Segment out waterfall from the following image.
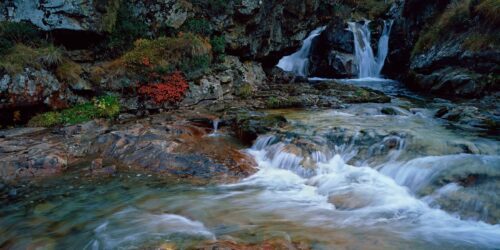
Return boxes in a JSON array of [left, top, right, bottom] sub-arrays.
[[348, 20, 393, 78], [277, 26, 326, 77]]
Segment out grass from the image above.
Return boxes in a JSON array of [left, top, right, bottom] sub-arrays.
[[237, 83, 253, 99], [27, 95, 121, 127], [413, 0, 500, 55], [56, 59, 83, 84], [0, 44, 42, 74]]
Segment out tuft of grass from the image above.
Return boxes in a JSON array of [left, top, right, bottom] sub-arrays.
[[463, 32, 500, 51], [38, 45, 64, 67], [237, 83, 253, 99], [56, 59, 83, 84]]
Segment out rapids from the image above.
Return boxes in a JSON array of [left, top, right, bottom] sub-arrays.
[[1, 79, 499, 249]]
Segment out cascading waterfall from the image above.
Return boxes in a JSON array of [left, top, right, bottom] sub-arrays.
[[277, 26, 326, 77], [348, 20, 393, 78]]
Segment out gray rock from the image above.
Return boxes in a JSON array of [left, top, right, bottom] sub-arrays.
[[0, 0, 120, 32]]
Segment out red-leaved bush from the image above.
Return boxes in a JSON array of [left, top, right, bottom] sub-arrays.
[[138, 71, 189, 104]]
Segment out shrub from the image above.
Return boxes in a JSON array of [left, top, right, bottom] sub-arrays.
[[138, 71, 189, 104], [122, 33, 212, 76], [182, 18, 212, 36], [210, 35, 226, 61]]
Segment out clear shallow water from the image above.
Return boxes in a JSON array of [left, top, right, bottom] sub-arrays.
[[1, 81, 499, 249]]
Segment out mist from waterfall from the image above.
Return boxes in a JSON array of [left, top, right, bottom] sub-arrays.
[[277, 26, 326, 77], [348, 20, 394, 78]]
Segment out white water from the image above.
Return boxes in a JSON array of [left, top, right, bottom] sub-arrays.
[[277, 26, 326, 77], [228, 136, 500, 248], [348, 20, 393, 78]]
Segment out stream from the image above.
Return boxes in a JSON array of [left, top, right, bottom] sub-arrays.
[[1, 79, 499, 249]]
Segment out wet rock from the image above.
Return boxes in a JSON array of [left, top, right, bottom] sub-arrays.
[[197, 238, 310, 250], [229, 111, 287, 144], [309, 17, 355, 78], [131, 0, 192, 30]]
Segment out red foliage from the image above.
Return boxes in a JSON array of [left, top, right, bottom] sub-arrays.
[[138, 71, 189, 104]]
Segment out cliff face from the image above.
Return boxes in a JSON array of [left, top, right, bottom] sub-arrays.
[[0, 0, 498, 127]]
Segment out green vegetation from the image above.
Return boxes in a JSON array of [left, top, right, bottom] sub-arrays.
[[182, 18, 212, 36], [413, 0, 500, 54], [210, 35, 226, 61], [342, 0, 395, 19], [122, 33, 212, 78], [56, 59, 83, 84], [28, 95, 121, 127], [0, 44, 42, 74], [191, 0, 230, 15], [0, 21, 41, 53], [237, 83, 253, 99], [98, 0, 122, 33], [104, 2, 148, 56]]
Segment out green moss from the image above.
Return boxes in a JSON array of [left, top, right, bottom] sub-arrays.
[[27, 112, 62, 127], [27, 95, 121, 127]]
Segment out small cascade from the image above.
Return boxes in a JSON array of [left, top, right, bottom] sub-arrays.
[[277, 26, 326, 77], [208, 119, 220, 137], [348, 20, 393, 78]]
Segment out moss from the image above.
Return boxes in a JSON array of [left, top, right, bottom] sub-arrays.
[[210, 35, 226, 62], [56, 59, 83, 84], [27, 112, 62, 127], [27, 95, 121, 127]]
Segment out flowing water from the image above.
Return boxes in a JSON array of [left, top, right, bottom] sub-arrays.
[[277, 26, 326, 77], [1, 79, 499, 249], [348, 20, 394, 78]]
